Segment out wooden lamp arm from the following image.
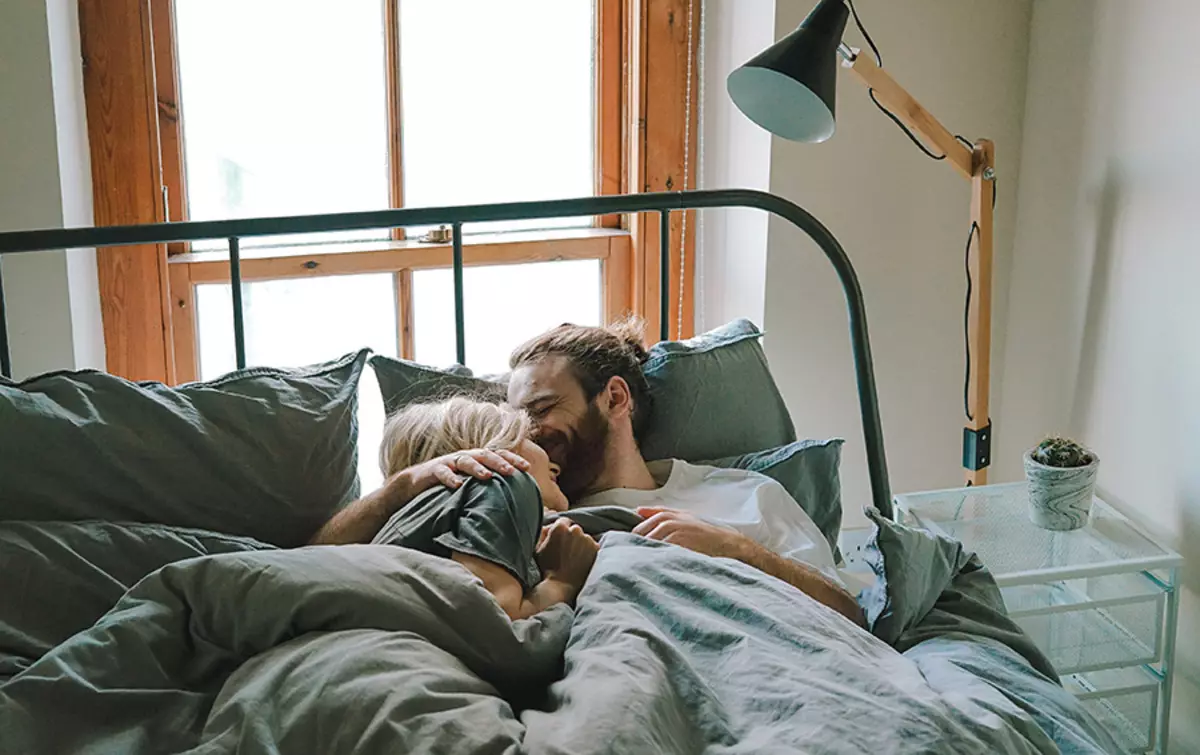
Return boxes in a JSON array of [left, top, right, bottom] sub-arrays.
[[840, 46, 997, 485], [841, 52, 975, 179]]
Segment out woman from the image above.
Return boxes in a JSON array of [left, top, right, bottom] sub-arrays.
[[370, 396, 598, 620]]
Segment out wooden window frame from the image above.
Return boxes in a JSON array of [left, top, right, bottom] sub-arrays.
[[81, 0, 699, 384]]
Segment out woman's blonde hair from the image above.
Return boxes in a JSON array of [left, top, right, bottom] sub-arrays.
[[379, 396, 532, 478]]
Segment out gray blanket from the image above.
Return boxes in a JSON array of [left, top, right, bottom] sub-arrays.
[[0, 534, 1115, 754]]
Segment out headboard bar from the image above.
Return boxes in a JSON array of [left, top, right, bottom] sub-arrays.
[[0, 189, 893, 518]]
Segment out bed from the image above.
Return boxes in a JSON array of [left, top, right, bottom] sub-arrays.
[[0, 190, 1121, 753]]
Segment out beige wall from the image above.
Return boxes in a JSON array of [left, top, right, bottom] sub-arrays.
[[999, 1, 1200, 749], [760, 0, 1033, 524], [0, 0, 103, 379], [696, 0, 775, 332]]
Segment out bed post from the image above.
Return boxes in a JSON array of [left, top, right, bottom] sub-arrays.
[[658, 210, 671, 342], [0, 259, 10, 379], [451, 222, 466, 366], [228, 237, 246, 371]]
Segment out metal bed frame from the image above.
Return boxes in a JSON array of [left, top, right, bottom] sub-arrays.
[[0, 189, 894, 519]]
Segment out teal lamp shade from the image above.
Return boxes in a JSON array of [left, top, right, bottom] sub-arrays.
[[726, 0, 849, 143]]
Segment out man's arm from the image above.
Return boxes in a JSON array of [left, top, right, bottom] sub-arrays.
[[730, 540, 865, 627], [308, 448, 529, 545], [633, 507, 865, 627]]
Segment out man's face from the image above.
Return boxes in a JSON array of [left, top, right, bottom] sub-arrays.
[[508, 356, 610, 499]]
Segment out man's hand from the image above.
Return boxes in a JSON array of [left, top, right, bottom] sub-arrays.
[[536, 519, 599, 591], [634, 506, 865, 628], [633, 507, 751, 560], [406, 448, 530, 494]]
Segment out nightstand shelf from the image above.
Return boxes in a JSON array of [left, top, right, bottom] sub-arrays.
[[894, 482, 1182, 754]]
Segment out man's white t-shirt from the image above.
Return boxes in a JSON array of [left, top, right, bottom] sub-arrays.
[[578, 459, 841, 584]]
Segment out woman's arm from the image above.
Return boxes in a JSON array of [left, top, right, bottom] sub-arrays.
[[451, 552, 577, 620], [308, 449, 528, 545], [450, 519, 599, 620]]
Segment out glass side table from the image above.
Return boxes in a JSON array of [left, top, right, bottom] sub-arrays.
[[894, 482, 1182, 754]]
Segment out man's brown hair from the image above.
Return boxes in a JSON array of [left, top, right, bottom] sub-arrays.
[[509, 317, 654, 439]]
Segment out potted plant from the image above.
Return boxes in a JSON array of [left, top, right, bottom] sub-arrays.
[[1023, 436, 1099, 530]]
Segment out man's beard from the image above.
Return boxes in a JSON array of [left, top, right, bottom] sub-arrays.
[[541, 402, 610, 501]]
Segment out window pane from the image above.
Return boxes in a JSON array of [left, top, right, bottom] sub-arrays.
[[196, 274, 398, 380], [400, 0, 595, 234], [413, 260, 601, 375], [176, 0, 390, 247]]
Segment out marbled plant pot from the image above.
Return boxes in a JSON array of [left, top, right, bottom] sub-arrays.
[[1023, 450, 1099, 530]]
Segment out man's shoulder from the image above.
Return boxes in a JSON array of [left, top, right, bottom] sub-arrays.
[[663, 459, 771, 486]]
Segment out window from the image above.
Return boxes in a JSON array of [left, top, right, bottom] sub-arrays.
[[174, 0, 390, 246], [399, 0, 595, 233], [78, 0, 699, 384], [169, 0, 617, 379]]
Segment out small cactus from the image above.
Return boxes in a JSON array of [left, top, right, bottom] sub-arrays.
[[1031, 436, 1094, 468]]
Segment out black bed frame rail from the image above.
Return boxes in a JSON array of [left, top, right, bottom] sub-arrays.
[[0, 189, 893, 518]]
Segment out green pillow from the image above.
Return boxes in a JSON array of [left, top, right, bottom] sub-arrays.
[[369, 319, 795, 463], [0, 350, 368, 547], [369, 357, 505, 416], [702, 439, 844, 560], [639, 319, 795, 461]]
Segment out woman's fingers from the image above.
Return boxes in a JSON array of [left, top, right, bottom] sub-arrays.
[[432, 464, 465, 489], [495, 449, 531, 471], [454, 454, 494, 480], [469, 449, 517, 475]]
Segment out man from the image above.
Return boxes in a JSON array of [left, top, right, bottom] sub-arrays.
[[506, 320, 863, 627], [311, 320, 862, 626]]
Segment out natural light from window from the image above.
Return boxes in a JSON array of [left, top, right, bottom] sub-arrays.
[[400, 0, 595, 233], [175, 0, 390, 247], [412, 259, 602, 375]]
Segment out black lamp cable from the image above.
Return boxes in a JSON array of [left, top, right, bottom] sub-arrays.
[[847, 0, 996, 428]]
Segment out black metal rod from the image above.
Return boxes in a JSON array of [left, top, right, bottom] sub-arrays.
[[228, 237, 246, 370], [0, 190, 893, 518], [451, 222, 465, 366], [1, 191, 824, 254], [0, 259, 10, 379], [659, 210, 670, 342]]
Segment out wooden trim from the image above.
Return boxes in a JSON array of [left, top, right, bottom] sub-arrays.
[[596, 0, 623, 228], [80, 0, 175, 383], [396, 268, 414, 359], [384, 0, 405, 240], [603, 235, 633, 323], [150, 0, 186, 255], [178, 233, 621, 283], [965, 139, 995, 486], [168, 261, 197, 383], [623, 0, 648, 328], [84, 0, 695, 377], [635, 0, 699, 341], [845, 53, 974, 180]]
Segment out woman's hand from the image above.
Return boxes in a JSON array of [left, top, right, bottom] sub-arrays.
[[536, 519, 599, 591], [400, 448, 530, 496]]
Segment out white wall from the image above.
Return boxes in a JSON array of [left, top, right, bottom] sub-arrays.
[[696, 0, 775, 332], [999, 1, 1200, 748], [0, 0, 103, 379], [760, 0, 1032, 524]]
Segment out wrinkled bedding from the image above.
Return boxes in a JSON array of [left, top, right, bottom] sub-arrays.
[[0, 523, 1119, 754]]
